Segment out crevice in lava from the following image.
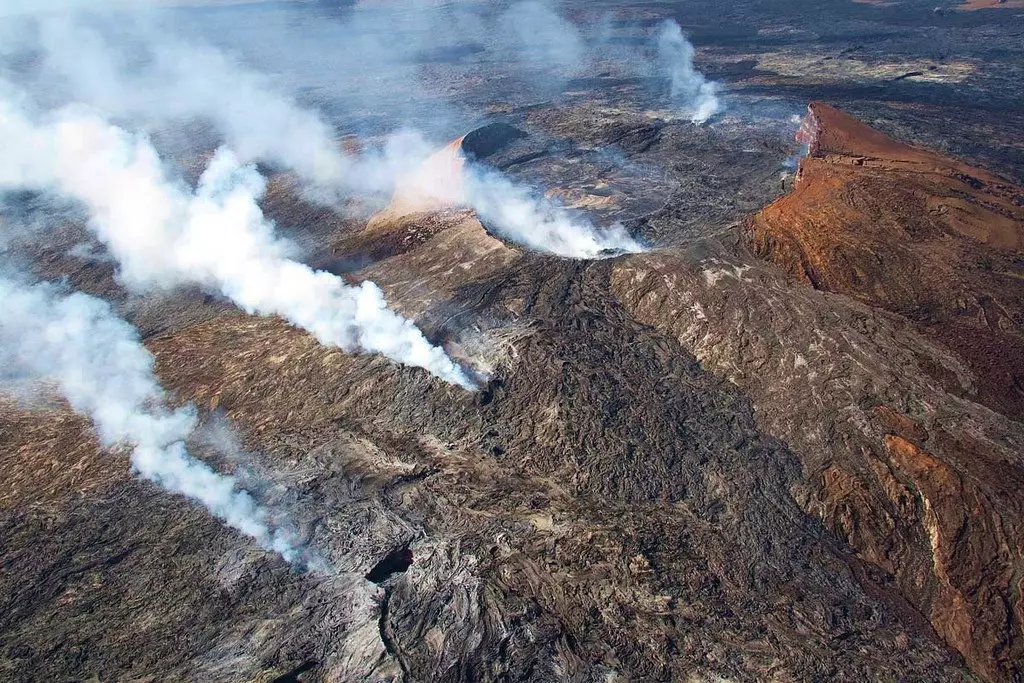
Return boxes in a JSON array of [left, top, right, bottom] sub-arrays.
[[378, 589, 411, 679], [270, 660, 318, 683]]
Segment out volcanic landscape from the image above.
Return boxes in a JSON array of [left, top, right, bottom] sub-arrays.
[[1, 0, 1023, 681]]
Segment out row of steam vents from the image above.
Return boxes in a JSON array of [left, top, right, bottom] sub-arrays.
[[0, 2, 739, 569]]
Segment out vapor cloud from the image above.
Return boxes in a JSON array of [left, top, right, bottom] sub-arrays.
[[0, 1, 653, 386], [492, 5, 722, 123], [0, 276, 303, 563], [464, 168, 644, 258], [31, 16, 400, 201], [657, 20, 721, 124], [12, 10, 643, 259], [498, 1, 585, 77], [393, 138, 644, 258], [0, 95, 475, 388]]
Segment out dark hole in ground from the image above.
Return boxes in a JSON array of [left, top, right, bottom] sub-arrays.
[[270, 659, 318, 683], [366, 546, 414, 584], [477, 378, 504, 407]]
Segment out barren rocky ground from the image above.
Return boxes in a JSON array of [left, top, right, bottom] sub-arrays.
[[1, 1, 1023, 682]]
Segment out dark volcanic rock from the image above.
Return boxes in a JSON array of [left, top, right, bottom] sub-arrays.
[[460, 122, 530, 162], [3, 4, 1024, 683], [615, 242, 1024, 682], [0, 218, 978, 683]]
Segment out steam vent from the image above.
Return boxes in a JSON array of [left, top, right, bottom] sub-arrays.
[[1, 2, 1023, 683]]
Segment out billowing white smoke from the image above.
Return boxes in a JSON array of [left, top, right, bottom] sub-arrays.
[[0, 96, 475, 388], [33, 17, 375, 201], [13, 13, 643, 260], [394, 136, 644, 258], [463, 168, 644, 258], [0, 277, 301, 562], [8, 13, 445, 202], [656, 20, 721, 124]]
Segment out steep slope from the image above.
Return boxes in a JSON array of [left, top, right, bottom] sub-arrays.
[[614, 246, 1024, 682], [612, 105, 1024, 681], [747, 102, 1024, 418], [0, 122, 981, 678]]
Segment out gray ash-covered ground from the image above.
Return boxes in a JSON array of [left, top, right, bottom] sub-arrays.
[[2, 1, 1024, 682]]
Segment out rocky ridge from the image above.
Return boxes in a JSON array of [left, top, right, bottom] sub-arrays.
[[1, 105, 1021, 683]]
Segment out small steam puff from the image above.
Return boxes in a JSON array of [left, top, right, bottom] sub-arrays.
[[464, 168, 644, 259], [395, 139, 645, 259], [657, 20, 721, 124], [0, 96, 475, 389], [0, 277, 301, 562]]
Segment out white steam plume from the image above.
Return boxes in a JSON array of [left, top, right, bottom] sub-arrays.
[[0, 95, 475, 388], [12, 12, 644, 259], [393, 137, 645, 259], [463, 168, 644, 259], [5, 13, 437, 201], [33, 17, 373, 200], [0, 277, 302, 562], [656, 20, 721, 124]]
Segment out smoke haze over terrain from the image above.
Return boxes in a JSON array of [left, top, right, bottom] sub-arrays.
[[0, 94, 477, 388], [0, 0, 714, 574], [1, 2, 662, 250], [0, 277, 306, 563]]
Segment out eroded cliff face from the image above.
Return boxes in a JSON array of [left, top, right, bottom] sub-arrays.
[[747, 102, 1024, 417], [611, 104, 1024, 681]]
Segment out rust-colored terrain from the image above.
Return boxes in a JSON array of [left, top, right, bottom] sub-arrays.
[[959, 0, 1024, 11], [732, 102, 1024, 680], [748, 103, 1024, 417]]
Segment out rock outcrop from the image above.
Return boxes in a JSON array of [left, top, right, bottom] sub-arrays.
[[748, 102, 1024, 418], [614, 244, 1024, 681], [331, 124, 527, 319], [644, 102, 1024, 680]]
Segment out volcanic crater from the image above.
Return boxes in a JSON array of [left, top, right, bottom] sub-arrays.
[[1, 1, 1023, 683]]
